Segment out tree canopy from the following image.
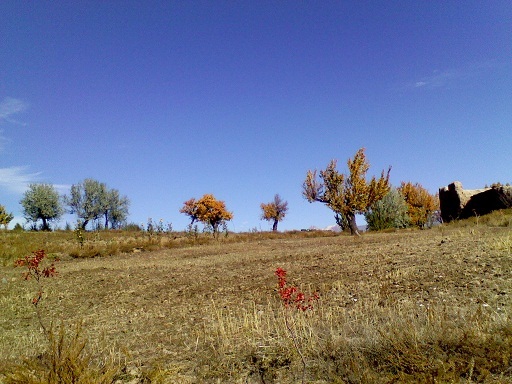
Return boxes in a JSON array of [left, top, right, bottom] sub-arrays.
[[104, 189, 130, 229], [180, 194, 233, 236], [0, 204, 14, 229], [303, 148, 391, 235], [260, 194, 288, 231], [65, 178, 129, 229], [20, 183, 64, 231], [398, 182, 439, 228]]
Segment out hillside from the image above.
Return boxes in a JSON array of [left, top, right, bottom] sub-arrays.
[[1, 223, 511, 383]]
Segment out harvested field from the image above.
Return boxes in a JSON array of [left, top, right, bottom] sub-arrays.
[[1, 224, 511, 383]]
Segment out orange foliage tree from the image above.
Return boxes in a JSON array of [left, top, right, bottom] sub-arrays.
[[260, 194, 289, 231], [303, 148, 391, 236], [180, 194, 233, 235], [398, 182, 439, 228]]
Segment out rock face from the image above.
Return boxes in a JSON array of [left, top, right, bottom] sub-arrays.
[[439, 181, 512, 222]]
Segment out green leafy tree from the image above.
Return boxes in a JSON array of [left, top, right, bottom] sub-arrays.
[[365, 188, 410, 231], [260, 194, 289, 231], [0, 204, 14, 229], [104, 189, 130, 229], [303, 148, 391, 236], [66, 179, 129, 230], [20, 184, 64, 231], [66, 179, 108, 229]]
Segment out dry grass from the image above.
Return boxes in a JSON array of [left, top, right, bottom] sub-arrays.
[[1, 218, 511, 383], [0, 228, 337, 266]]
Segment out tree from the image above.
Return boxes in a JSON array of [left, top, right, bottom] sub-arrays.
[[180, 194, 233, 236], [66, 179, 107, 229], [260, 194, 289, 231], [398, 182, 439, 228], [20, 184, 64, 231], [180, 198, 199, 225], [0, 204, 14, 229], [303, 148, 391, 236], [104, 189, 130, 229], [365, 188, 410, 231], [66, 179, 130, 230]]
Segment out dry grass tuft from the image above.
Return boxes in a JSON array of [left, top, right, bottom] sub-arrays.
[[2, 322, 119, 384]]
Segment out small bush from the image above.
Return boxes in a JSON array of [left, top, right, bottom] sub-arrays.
[[123, 222, 142, 232], [13, 223, 25, 232], [365, 188, 410, 231]]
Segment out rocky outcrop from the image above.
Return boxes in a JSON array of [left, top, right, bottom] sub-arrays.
[[439, 181, 512, 222]]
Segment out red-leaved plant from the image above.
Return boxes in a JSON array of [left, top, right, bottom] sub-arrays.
[[15, 249, 58, 334], [275, 267, 318, 384], [276, 267, 319, 311]]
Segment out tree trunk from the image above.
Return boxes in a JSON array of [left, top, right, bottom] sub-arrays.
[[347, 212, 360, 236], [272, 219, 278, 232], [41, 217, 49, 231], [82, 219, 89, 230]]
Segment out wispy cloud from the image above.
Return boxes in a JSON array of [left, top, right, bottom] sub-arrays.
[[0, 166, 41, 194], [411, 69, 462, 89], [0, 97, 29, 125], [409, 61, 501, 90]]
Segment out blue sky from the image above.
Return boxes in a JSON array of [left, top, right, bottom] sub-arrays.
[[1, 1, 511, 231]]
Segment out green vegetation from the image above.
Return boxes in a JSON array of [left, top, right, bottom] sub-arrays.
[[65, 178, 130, 230], [365, 188, 410, 231], [20, 183, 64, 231], [1, 211, 511, 382]]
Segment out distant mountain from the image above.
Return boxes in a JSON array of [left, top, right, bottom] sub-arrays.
[[308, 224, 366, 232], [323, 225, 342, 232]]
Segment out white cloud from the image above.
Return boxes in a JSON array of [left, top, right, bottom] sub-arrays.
[[408, 60, 500, 90], [410, 69, 460, 89], [0, 97, 28, 125], [0, 166, 41, 194]]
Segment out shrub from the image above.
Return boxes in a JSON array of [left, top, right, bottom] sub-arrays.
[[365, 188, 410, 231], [13, 223, 25, 232], [123, 222, 142, 232]]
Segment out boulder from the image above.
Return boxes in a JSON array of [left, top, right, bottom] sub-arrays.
[[439, 181, 512, 222]]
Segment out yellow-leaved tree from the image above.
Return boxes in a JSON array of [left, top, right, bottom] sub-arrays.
[[0, 204, 14, 229], [260, 194, 289, 231], [398, 182, 439, 228], [303, 148, 391, 236], [180, 194, 233, 236]]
